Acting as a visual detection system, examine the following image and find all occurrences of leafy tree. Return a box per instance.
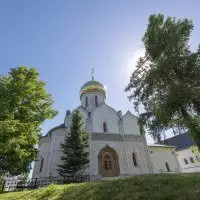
[0,66,57,176]
[57,110,89,178]
[125,14,200,149]
[19,173,30,184]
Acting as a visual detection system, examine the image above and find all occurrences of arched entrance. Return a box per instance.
[98,145,120,177]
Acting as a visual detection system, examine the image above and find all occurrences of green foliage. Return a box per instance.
[125,14,200,145]
[2,174,200,200]
[57,110,89,177]
[191,146,200,157]
[0,66,58,176]
[19,173,30,184]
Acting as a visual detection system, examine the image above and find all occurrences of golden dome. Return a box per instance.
[80,80,106,97]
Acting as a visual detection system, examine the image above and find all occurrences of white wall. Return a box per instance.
[90,140,125,176]
[176,148,200,172]
[92,104,120,134]
[90,140,150,177]
[48,130,66,177]
[81,91,105,111]
[149,146,181,173]
[122,111,140,135]
[32,140,49,178]
[32,128,66,178]
[125,141,151,175]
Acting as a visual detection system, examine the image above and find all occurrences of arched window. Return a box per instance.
[196,156,200,162]
[95,95,98,107]
[190,157,194,163]
[132,152,137,166]
[184,158,188,164]
[85,96,88,107]
[103,122,107,132]
[165,162,170,172]
[40,158,44,172]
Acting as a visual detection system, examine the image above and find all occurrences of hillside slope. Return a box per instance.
[1,173,200,200]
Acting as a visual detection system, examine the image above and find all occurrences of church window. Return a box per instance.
[184,158,188,164]
[88,112,91,118]
[103,122,107,132]
[132,152,138,167]
[85,97,88,107]
[190,157,194,163]
[95,95,98,107]
[40,158,44,172]
[165,162,170,172]
[196,156,200,162]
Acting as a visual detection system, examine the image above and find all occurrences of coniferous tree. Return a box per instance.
[57,110,89,178]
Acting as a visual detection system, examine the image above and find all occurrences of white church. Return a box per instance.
[32,76,181,180]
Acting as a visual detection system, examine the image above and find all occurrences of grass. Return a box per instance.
[1,173,200,200]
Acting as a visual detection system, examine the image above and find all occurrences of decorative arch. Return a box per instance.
[98,145,120,177]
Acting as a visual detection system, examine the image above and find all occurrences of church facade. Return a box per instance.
[32,78,181,180]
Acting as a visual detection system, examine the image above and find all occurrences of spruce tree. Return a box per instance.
[57,110,89,178]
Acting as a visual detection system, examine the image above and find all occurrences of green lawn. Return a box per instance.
[1,173,200,200]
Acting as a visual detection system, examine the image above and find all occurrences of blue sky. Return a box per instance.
[0,0,199,143]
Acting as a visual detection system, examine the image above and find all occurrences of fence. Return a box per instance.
[1,175,90,192]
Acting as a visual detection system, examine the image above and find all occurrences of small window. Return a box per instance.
[132,152,138,167]
[103,122,107,132]
[165,162,170,172]
[196,156,200,162]
[85,97,88,107]
[88,112,91,118]
[190,157,195,163]
[40,158,44,172]
[184,158,188,164]
[95,95,98,107]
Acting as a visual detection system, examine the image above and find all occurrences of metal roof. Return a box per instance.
[44,123,65,137]
[161,132,194,151]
